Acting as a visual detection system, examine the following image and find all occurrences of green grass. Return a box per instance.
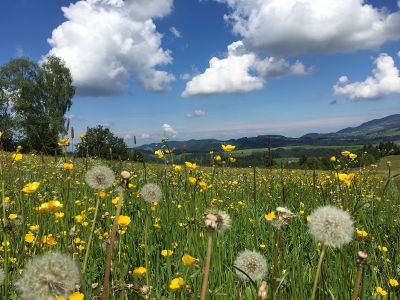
[0,151,399,299]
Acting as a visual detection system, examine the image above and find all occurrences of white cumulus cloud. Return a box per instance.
[182,41,309,97]
[333,53,400,100]
[161,123,178,137]
[46,0,175,96]
[218,0,400,55]
[186,109,206,118]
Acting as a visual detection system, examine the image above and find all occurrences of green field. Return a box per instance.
[0,151,399,299]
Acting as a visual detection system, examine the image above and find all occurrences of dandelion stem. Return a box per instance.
[310,244,327,300]
[200,234,213,300]
[82,194,101,274]
[271,228,281,300]
[351,251,368,300]
[101,191,124,300]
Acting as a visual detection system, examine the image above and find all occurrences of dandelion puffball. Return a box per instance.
[16,252,81,300]
[308,205,354,248]
[85,165,115,190]
[234,250,267,281]
[140,183,162,203]
[204,209,231,232]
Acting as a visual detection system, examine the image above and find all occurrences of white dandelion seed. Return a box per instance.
[85,165,115,190]
[234,250,267,281]
[16,252,81,300]
[140,183,162,203]
[204,209,231,232]
[308,205,354,248]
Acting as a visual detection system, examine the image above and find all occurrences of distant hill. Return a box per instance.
[135,114,400,153]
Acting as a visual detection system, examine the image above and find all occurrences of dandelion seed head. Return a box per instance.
[308,205,354,248]
[85,165,115,190]
[120,171,131,180]
[140,183,162,203]
[16,252,81,300]
[234,250,267,281]
[204,209,231,232]
[269,206,294,228]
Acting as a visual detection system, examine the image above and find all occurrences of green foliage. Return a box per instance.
[76,125,128,160]
[0,56,74,153]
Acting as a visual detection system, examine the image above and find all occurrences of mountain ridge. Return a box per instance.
[136,114,400,153]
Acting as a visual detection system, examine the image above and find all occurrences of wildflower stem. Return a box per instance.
[310,244,327,300]
[351,251,368,300]
[271,228,281,300]
[82,194,101,274]
[101,191,124,300]
[200,234,213,300]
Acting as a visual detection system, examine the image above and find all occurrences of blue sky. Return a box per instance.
[1,0,400,146]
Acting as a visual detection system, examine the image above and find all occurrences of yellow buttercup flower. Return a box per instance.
[22,182,41,194]
[8,213,17,220]
[182,254,199,266]
[214,155,222,161]
[375,287,388,297]
[378,245,388,253]
[155,149,164,158]
[63,163,74,170]
[356,229,368,238]
[188,177,197,185]
[336,173,355,187]
[341,150,351,157]
[11,153,23,162]
[330,156,336,162]
[68,291,85,300]
[161,249,174,257]
[24,232,35,243]
[265,211,276,221]
[54,212,65,219]
[221,144,236,152]
[185,161,197,170]
[42,234,57,246]
[389,279,399,287]
[172,164,183,172]
[117,215,131,227]
[348,153,357,160]
[169,277,185,291]
[132,266,147,276]
[58,138,70,147]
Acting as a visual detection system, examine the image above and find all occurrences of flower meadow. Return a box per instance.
[0,146,399,299]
